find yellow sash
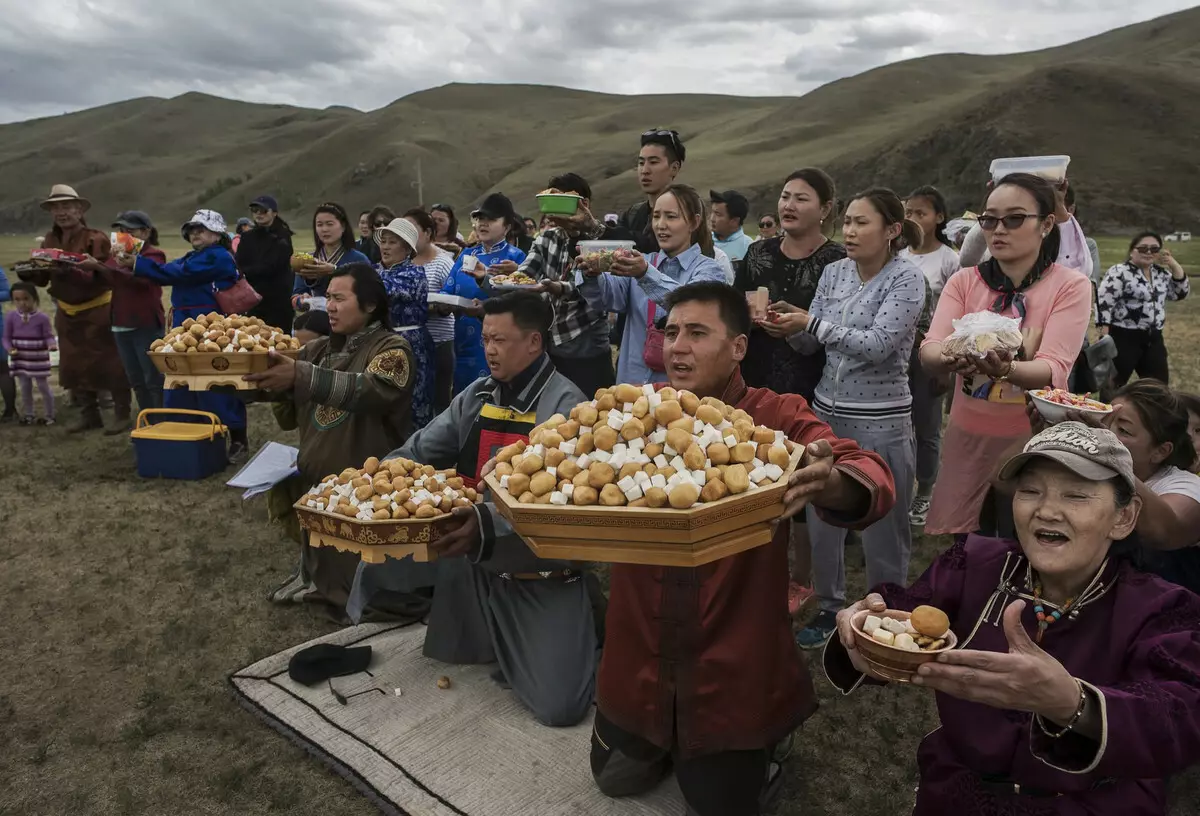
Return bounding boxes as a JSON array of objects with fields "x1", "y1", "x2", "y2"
[{"x1": 55, "y1": 292, "x2": 113, "y2": 317}]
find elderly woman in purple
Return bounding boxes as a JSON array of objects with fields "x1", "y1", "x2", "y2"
[{"x1": 825, "y1": 422, "x2": 1200, "y2": 815}]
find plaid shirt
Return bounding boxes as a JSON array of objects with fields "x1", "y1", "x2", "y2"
[{"x1": 518, "y1": 226, "x2": 609, "y2": 351}]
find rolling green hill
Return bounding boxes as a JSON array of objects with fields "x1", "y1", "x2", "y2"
[{"x1": 1, "y1": 7, "x2": 1197, "y2": 236}]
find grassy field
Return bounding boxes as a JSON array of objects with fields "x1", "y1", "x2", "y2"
[{"x1": 0, "y1": 234, "x2": 1198, "y2": 815}]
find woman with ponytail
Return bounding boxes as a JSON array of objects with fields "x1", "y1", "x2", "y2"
[
  {"x1": 769, "y1": 187, "x2": 926, "y2": 649},
  {"x1": 900, "y1": 185, "x2": 962, "y2": 527},
  {"x1": 918, "y1": 173, "x2": 1092, "y2": 538}
]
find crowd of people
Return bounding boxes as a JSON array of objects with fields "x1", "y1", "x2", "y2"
[{"x1": 4, "y1": 125, "x2": 1200, "y2": 816}]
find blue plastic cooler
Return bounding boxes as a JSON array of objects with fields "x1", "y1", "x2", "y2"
[{"x1": 131, "y1": 409, "x2": 229, "y2": 480}]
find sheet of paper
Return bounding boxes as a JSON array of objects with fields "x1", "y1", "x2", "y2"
[{"x1": 227, "y1": 441, "x2": 300, "y2": 498}]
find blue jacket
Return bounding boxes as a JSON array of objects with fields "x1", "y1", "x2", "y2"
[
  {"x1": 292, "y1": 248, "x2": 372, "y2": 304},
  {"x1": 0, "y1": 267, "x2": 10, "y2": 303},
  {"x1": 133, "y1": 245, "x2": 241, "y2": 325}
]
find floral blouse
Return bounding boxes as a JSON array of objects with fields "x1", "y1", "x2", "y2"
[{"x1": 1097, "y1": 261, "x2": 1189, "y2": 331}]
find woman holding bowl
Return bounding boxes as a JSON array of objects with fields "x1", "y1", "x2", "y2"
[
  {"x1": 1096, "y1": 232, "x2": 1189, "y2": 386},
  {"x1": 918, "y1": 173, "x2": 1092, "y2": 539},
  {"x1": 375, "y1": 218, "x2": 436, "y2": 430},
  {"x1": 826, "y1": 422, "x2": 1200, "y2": 815},
  {"x1": 292, "y1": 202, "x2": 372, "y2": 312}
]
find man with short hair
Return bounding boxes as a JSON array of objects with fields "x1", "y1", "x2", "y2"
[
  {"x1": 620, "y1": 128, "x2": 686, "y2": 254},
  {"x1": 710, "y1": 189, "x2": 753, "y2": 263},
  {"x1": 350, "y1": 292, "x2": 599, "y2": 727},
  {"x1": 590, "y1": 282, "x2": 896, "y2": 816},
  {"x1": 490, "y1": 172, "x2": 634, "y2": 396}
]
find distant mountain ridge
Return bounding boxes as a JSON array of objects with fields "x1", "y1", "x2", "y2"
[{"x1": 1, "y1": 8, "x2": 1197, "y2": 234}]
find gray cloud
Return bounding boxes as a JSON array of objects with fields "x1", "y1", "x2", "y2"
[{"x1": 0, "y1": 0, "x2": 1193, "y2": 122}]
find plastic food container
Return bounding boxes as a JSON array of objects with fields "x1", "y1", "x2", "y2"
[
  {"x1": 989, "y1": 155, "x2": 1071, "y2": 184},
  {"x1": 577, "y1": 240, "x2": 636, "y2": 255},
  {"x1": 131, "y1": 409, "x2": 228, "y2": 479},
  {"x1": 536, "y1": 193, "x2": 582, "y2": 216}
]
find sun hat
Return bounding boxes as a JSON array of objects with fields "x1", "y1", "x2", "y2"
[
  {"x1": 112, "y1": 210, "x2": 153, "y2": 231},
  {"x1": 374, "y1": 217, "x2": 419, "y2": 251},
  {"x1": 287, "y1": 643, "x2": 372, "y2": 686},
  {"x1": 41, "y1": 184, "x2": 90, "y2": 212},
  {"x1": 997, "y1": 421, "x2": 1136, "y2": 492},
  {"x1": 180, "y1": 209, "x2": 228, "y2": 240}
]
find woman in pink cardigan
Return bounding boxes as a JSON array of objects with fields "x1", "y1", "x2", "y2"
[{"x1": 919, "y1": 173, "x2": 1091, "y2": 536}]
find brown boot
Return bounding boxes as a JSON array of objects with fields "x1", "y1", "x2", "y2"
[
  {"x1": 68, "y1": 391, "x2": 103, "y2": 433},
  {"x1": 104, "y1": 413, "x2": 132, "y2": 436}
]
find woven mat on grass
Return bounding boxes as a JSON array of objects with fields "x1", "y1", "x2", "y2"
[{"x1": 230, "y1": 622, "x2": 683, "y2": 816}]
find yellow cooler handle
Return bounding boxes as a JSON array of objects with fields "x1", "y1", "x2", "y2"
[{"x1": 135, "y1": 409, "x2": 224, "y2": 440}]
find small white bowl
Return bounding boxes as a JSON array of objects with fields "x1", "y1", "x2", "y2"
[{"x1": 1028, "y1": 389, "x2": 1113, "y2": 424}]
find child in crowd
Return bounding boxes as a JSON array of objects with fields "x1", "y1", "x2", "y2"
[
  {"x1": 292, "y1": 309, "x2": 331, "y2": 347},
  {"x1": 1182, "y1": 392, "x2": 1200, "y2": 474},
  {"x1": 2, "y1": 282, "x2": 57, "y2": 425}
]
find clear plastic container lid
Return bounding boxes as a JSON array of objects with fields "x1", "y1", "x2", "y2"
[
  {"x1": 989, "y1": 155, "x2": 1071, "y2": 183},
  {"x1": 577, "y1": 240, "x2": 636, "y2": 254}
]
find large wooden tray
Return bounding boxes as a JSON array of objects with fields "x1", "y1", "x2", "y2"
[
  {"x1": 523, "y1": 524, "x2": 776, "y2": 567},
  {"x1": 294, "y1": 501, "x2": 454, "y2": 564},
  {"x1": 484, "y1": 444, "x2": 802, "y2": 553},
  {"x1": 153, "y1": 349, "x2": 299, "y2": 390}
]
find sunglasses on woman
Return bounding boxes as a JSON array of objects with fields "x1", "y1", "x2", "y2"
[
  {"x1": 1135, "y1": 245, "x2": 1162, "y2": 255},
  {"x1": 978, "y1": 213, "x2": 1040, "y2": 231},
  {"x1": 759, "y1": 221, "x2": 774, "y2": 229}
]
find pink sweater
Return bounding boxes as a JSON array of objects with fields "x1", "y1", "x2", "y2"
[{"x1": 923, "y1": 263, "x2": 1092, "y2": 438}]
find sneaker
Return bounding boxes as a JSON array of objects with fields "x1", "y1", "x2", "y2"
[
  {"x1": 227, "y1": 441, "x2": 249, "y2": 465},
  {"x1": 909, "y1": 495, "x2": 931, "y2": 527},
  {"x1": 37, "y1": 417, "x2": 56, "y2": 427},
  {"x1": 787, "y1": 581, "x2": 816, "y2": 617},
  {"x1": 796, "y1": 610, "x2": 837, "y2": 650}
]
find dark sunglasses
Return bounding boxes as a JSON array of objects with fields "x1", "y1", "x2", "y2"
[
  {"x1": 249, "y1": 206, "x2": 267, "y2": 214},
  {"x1": 978, "y1": 213, "x2": 1040, "y2": 231},
  {"x1": 758, "y1": 221, "x2": 775, "y2": 229},
  {"x1": 327, "y1": 676, "x2": 383, "y2": 705},
  {"x1": 1135, "y1": 245, "x2": 1162, "y2": 254},
  {"x1": 642, "y1": 127, "x2": 683, "y2": 152},
  {"x1": 373, "y1": 221, "x2": 388, "y2": 228}
]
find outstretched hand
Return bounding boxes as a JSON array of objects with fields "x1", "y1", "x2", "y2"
[
  {"x1": 242, "y1": 348, "x2": 297, "y2": 391},
  {"x1": 780, "y1": 439, "x2": 835, "y2": 520}
]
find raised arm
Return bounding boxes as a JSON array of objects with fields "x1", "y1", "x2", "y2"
[
  {"x1": 802, "y1": 267, "x2": 925, "y2": 364},
  {"x1": 134, "y1": 250, "x2": 236, "y2": 286}
]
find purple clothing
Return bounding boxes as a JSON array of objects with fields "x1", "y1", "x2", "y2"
[
  {"x1": 3, "y1": 310, "x2": 56, "y2": 379},
  {"x1": 825, "y1": 535, "x2": 1200, "y2": 815}
]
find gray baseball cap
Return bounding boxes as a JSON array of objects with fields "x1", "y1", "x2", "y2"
[{"x1": 997, "y1": 422, "x2": 1135, "y2": 492}]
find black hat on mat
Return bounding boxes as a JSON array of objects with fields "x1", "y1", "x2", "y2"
[{"x1": 287, "y1": 644, "x2": 373, "y2": 686}]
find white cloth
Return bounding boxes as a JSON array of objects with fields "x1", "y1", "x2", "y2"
[
  {"x1": 714, "y1": 246, "x2": 736, "y2": 284},
  {"x1": 1146, "y1": 466, "x2": 1200, "y2": 504},
  {"x1": 899, "y1": 244, "x2": 961, "y2": 298}
]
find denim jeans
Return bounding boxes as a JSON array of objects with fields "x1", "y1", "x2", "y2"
[{"x1": 112, "y1": 327, "x2": 164, "y2": 413}]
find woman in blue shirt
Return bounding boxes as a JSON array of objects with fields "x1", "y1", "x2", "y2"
[
  {"x1": 441, "y1": 193, "x2": 526, "y2": 393},
  {"x1": 126, "y1": 209, "x2": 250, "y2": 460},
  {"x1": 292, "y1": 202, "x2": 372, "y2": 313},
  {"x1": 578, "y1": 184, "x2": 725, "y2": 385},
  {"x1": 375, "y1": 218, "x2": 436, "y2": 430}
]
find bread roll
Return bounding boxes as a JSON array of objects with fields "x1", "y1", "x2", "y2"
[
  {"x1": 530, "y1": 471, "x2": 557, "y2": 497},
  {"x1": 354, "y1": 485, "x2": 375, "y2": 501},
  {"x1": 655, "y1": 400, "x2": 683, "y2": 425},
  {"x1": 572, "y1": 471, "x2": 592, "y2": 488},
  {"x1": 644, "y1": 487, "x2": 669, "y2": 508},
  {"x1": 600, "y1": 484, "x2": 626, "y2": 506},
  {"x1": 494, "y1": 462, "x2": 514, "y2": 478},
  {"x1": 632, "y1": 396, "x2": 649, "y2": 418},
  {"x1": 645, "y1": 443, "x2": 664, "y2": 459},
  {"x1": 700, "y1": 478, "x2": 729, "y2": 503},
  {"x1": 679, "y1": 391, "x2": 700, "y2": 416},
  {"x1": 541, "y1": 431, "x2": 564, "y2": 449},
  {"x1": 391, "y1": 506, "x2": 410, "y2": 519},
  {"x1": 577, "y1": 405, "x2": 599, "y2": 426},
  {"x1": 572, "y1": 486, "x2": 598, "y2": 506},
  {"x1": 731, "y1": 443, "x2": 757, "y2": 464},
  {"x1": 911, "y1": 606, "x2": 950, "y2": 638},
  {"x1": 752, "y1": 427, "x2": 775, "y2": 445},
  {"x1": 588, "y1": 462, "x2": 616, "y2": 488},
  {"x1": 658, "y1": 387, "x2": 678, "y2": 402},
  {"x1": 768, "y1": 446, "x2": 791, "y2": 468},
  {"x1": 557, "y1": 420, "x2": 580, "y2": 440},
  {"x1": 615, "y1": 384, "x2": 642, "y2": 404},
  {"x1": 667, "y1": 417, "x2": 694, "y2": 433},
  {"x1": 621, "y1": 418, "x2": 646, "y2": 441},
  {"x1": 725, "y1": 464, "x2": 750, "y2": 494},
  {"x1": 695, "y1": 404, "x2": 723, "y2": 426},
  {"x1": 518, "y1": 491, "x2": 536, "y2": 504},
  {"x1": 516, "y1": 454, "x2": 544, "y2": 475},
  {"x1": 732, "y1": 421, "x2": 754, "y2": 443},
  {"x1": 669, "y1": 482, "x2": 700, "y2": 509},
  {"x1": 363, "y1": 456, "x2": 380, "y2": 475},
  {"x1": 507, "y1": 473, "x2": 531, "y2": 496},
  {"x1": 641, "y1": 414, "x2": 658, "y2": 434},
  {"x1": 683, "y1": 444, "x2": 706, "y2": 471},
  {"x1": 707, "y1": 442, "x2": 730, "y2": 465},
  {"x1": 756, "y1": 443, "x2": 772, "y2": 463},
  {"x1": 557, "y1": 460, "x2": 581, "y2": 481},
  {"x1": 594, "y1": 426, "x2": 619, "y2": 452},
  {"x1": 665, "y1": 428, "x2": 693, "y2": 455},
  {"x1": 415, "y1": 505, "x2": 438, "y2": 519},
  {"x1": 618, "y1": 463, "x2": 642, "y2": 481},
  {"x1": 597, "y1": 393, "x2": 616, "y2": 411},
  {"x1": 544, "y1": 448, "x2": 567, "y2": 468},
  {"x1": 576, "y1": 432, "x2": 595, "y2": 455}
]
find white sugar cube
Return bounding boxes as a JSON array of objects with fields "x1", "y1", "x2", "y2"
[
  {"x1": 694, "y1": 437, "x2": 710, "y2": 453},
  {"x1": 648, "y1": 392, "x2": 662, "y2": 410},
  {"x1": 559, "y1": 440, "x2": 576, "y2": 456},
  {"x1": 881, "y1": 617, "x2": 908, "y2": 635},
  {"x1": 872, "y1": 629, "x2": 895, "y2": 646},
  {"x1": 613, "y1": 442, "x2": 627, "y2": 456},
  {"x1": 623, "y1": 485, "x2": 644, "y2": 503},
  {"x1": 894, "y1": 633, "x2": 918, "y2": 652},
  {"x1": 693, "y1": 419, "x2": 704, "y2": 434},
  {"x1": 863, "y1": 615, "x2": 883, "y2": 636},
  {"x1": 654, "y1": 454, "x2": 669, "y2": 469},
  {"x1": 550, "y1": 491, "x2": 568, "y2": 506},
  {"x1": 650, "y1": 428, "x2": 667, "y2": 445},
  {"x1": 609, "y1": 452, "x2": 627, "y2": 470},
  {"x1": 563, "y1": 483, "x2": 574, "y2": 496},
  {"x1": 500, "y1": 475, "x2": 511, "y2": 488},
  {"x1": 663, "y1": 444, "x2": 677, "y2": 457},
  {"x1": 546, "y1": 466, "x2": 557, "y2": 477},
  {"x1": 607, "y1": 411, "x2": 625, "y2": 430},
  {"x1": 651, "y1": 474, "x2": 667, "y2": 488},
  {"x1": 431, "y1": 495, "x2": 442, "y2": 507},
  {"x1": 634, "y1": 471, "x2": 652, "y2": 486},
  {"x1": 666, "y1": 473, "x2": 682, "y2": 489},
  {"x1": 642, "y1": 383, "x2": 656, "y2": 397},
  {"x1": 774, "y1": 430, "x2": 786, "y2": 445},
  {"x1": 633, "y1": 453, "x2": 651, "y2": 465},
  {"x1": 617, "y1": 476, "x2": 637, "y2": 493},
  {"x1": 747, "y1": 481, "x2": 759, "y2": 490},
  {"x1": 670, "y1": 455, "x2": 687, "y2": 474},
  {"x1": 905, "y1": 620, "x2": 918, "y2": 635},
  {"x1": 592, "y1": 450, "x2": 612, "y2": 463},
  {"x1": 748, "y1": 467, "x2": 767, "y2": 483},
  {"x1": 691, "y1": 470, "x2": 707, "y2": 486},
  {"x1": 531, "y1": 443, "x2": 545, "y2": 457},
  {"x1": 719, "y1": 420, "x2": 733, "y2": 431},
  {"x1": 435, "y1": 473, "x2": 447, "y2": 483},
  {"x1": 764, "y1": 464, "x2": 784, "y2": 482},
  {"x1": 752, "y1": 458, "x2": 764, "y2": 471},
  {"x1": 576, "y1": 454, "x2": 592, "y2": 470},
  {"x1": 620, "y1": 402, "x2": 632, "y2": 412},
  {"x1": 723, "y1": 434, "x2": 738, "y2": 448},
  {"x1": 628, "y1": 437, "x2": 645, "y2": 452}
]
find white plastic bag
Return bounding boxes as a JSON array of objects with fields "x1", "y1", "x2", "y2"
[{"x1": 941, "y1": 311, "x2": 1023, "y2": 358}]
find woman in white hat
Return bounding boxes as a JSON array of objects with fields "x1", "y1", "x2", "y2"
[
  {"x1": 121, "y1": 209, "x2": 251, "y2": 461},
  {"x1": 19, "y1": 184, "x2": 132, "y2": 433},
  {"x1": 375, "y1": 218, "x2": 436, "y2": 430}
]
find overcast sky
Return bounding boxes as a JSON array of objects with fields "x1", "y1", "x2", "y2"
[{"x1": 0, "y1": 0, "x2": 1192, "y2": 124}]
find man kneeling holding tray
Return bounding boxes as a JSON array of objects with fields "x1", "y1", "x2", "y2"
[
  {"x1": 347, "y1": 291, "x2": 598, "y2": 727},
  {"x1": 590, "y1": 282, "x2": 896, "y2": 816}
]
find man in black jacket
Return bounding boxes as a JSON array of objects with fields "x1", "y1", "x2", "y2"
[{"x1": 236, "y1": 194, "x2": 295, "y2": 330}]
